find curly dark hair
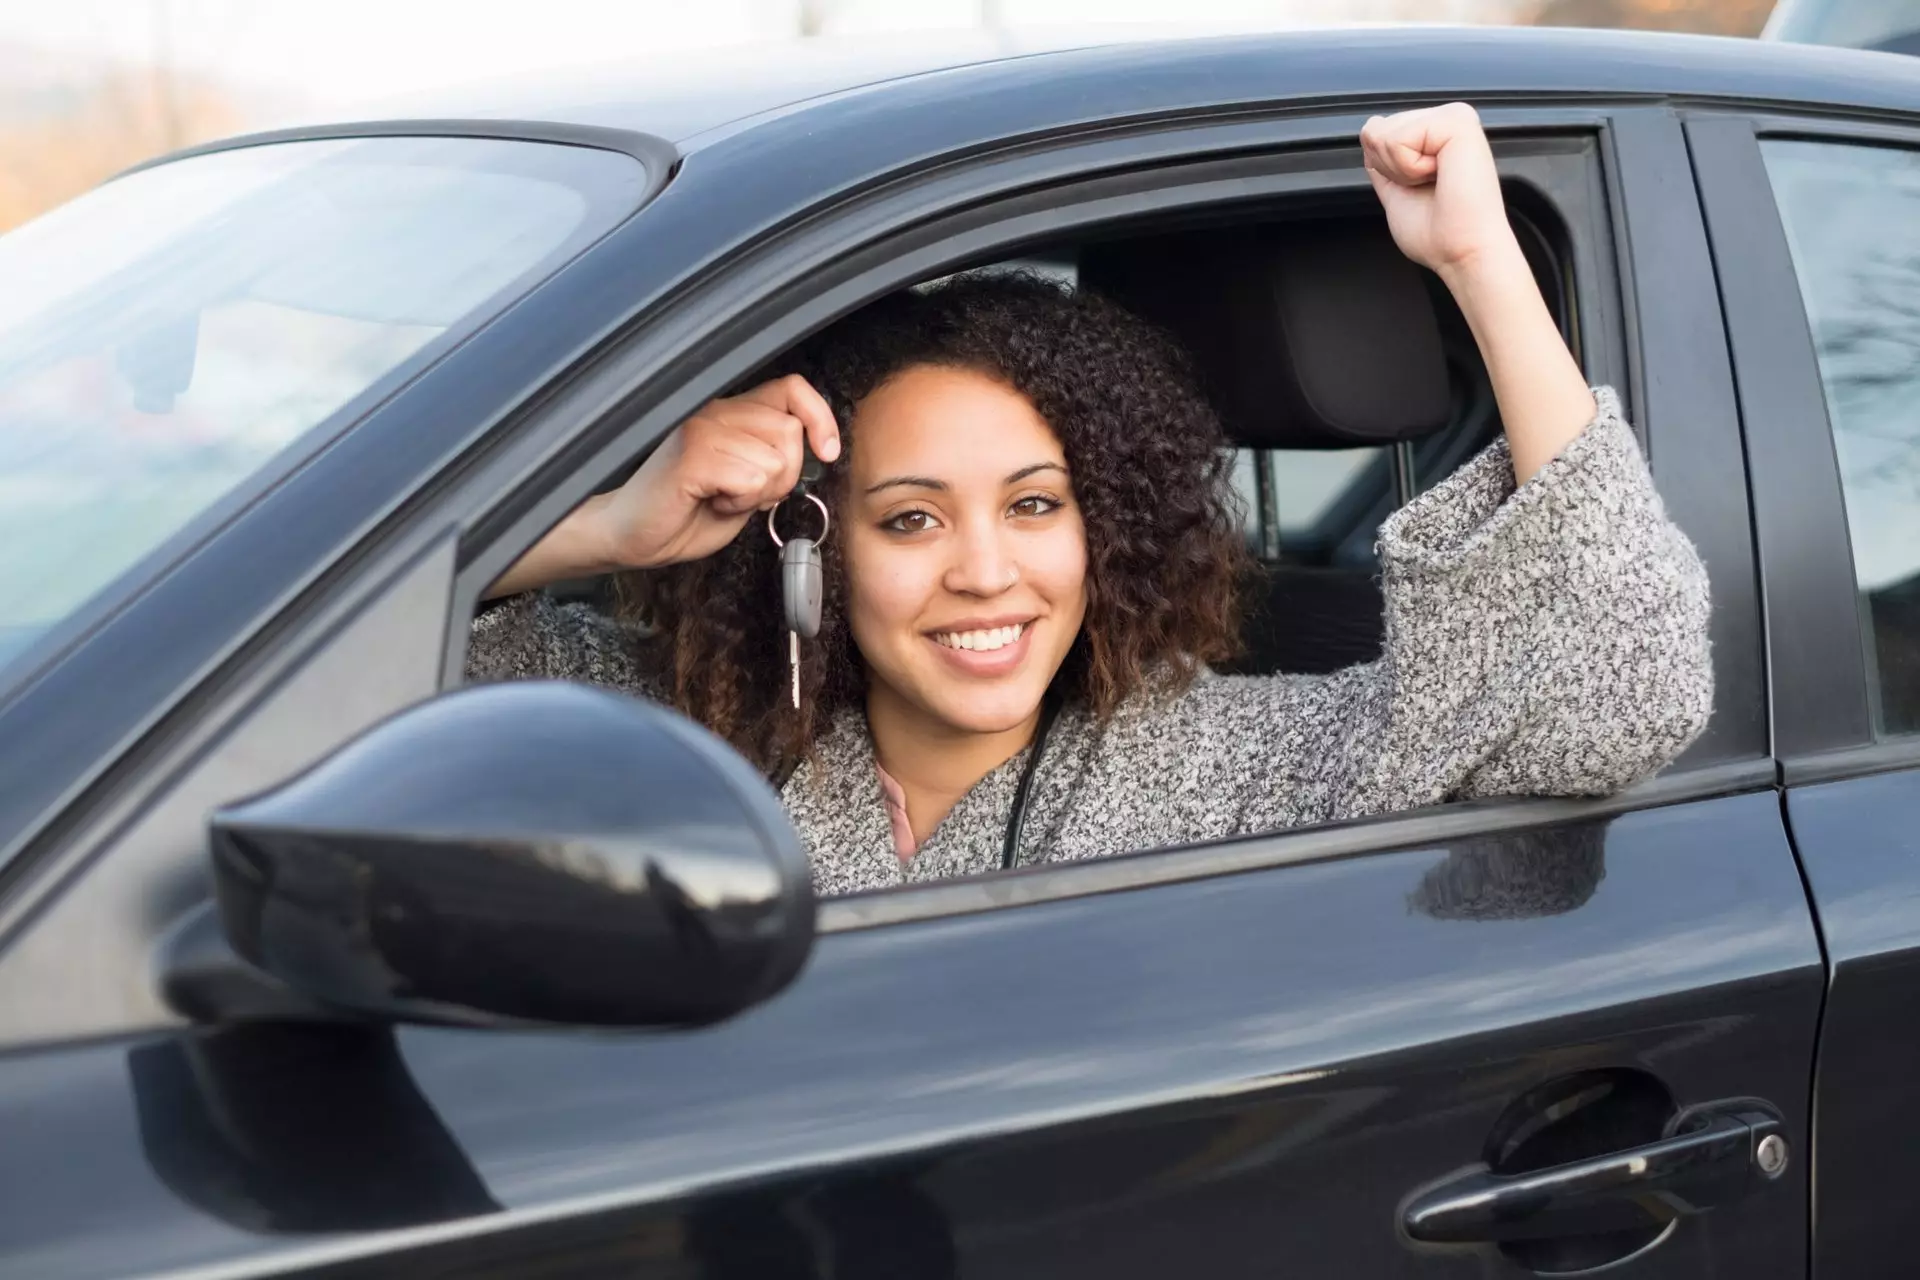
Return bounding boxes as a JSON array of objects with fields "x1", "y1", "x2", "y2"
[{"x1": 618, "y1": 271, "x2": 1251, "y2": 772}]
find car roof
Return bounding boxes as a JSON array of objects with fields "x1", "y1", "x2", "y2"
[{"x1": 284, "y1": 24, "x2": 1920, "y2": 148}]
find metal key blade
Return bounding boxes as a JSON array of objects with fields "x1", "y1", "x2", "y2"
[{"x1": 790, "y1": 630, "x2": 800, "y2": 709}]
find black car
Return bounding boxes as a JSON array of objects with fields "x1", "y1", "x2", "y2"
[{"x1": 3, "y1": 24, "x2": 1919, "y2": 1279}]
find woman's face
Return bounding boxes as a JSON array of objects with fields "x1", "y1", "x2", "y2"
[{"x1": 841, "y1": 364, "x2": 1088, "y2": 738}]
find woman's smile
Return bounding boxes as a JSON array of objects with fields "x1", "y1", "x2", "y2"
[
  {"x1": 931, "y1": 618, "x2": 1028, "y2": 651},
  {"x1": 927, "y1": 617, "x2": 1036, "y2": 675}
]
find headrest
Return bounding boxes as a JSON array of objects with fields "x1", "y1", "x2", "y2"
[{"x1": 1081, "y1": 219, "x2": 1451, "y2": 449}]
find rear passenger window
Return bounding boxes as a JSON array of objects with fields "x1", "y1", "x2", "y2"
[
  {"x1": 1765, "y1": 140, "x2": 1920, "y2": 734},
  {"x1": 1229, "y1": 446, "x2": 1387, "y2": 565}
]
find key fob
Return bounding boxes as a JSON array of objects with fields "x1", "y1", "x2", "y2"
[
  {"x1": 782, "y1": 537, "x2": 823, "y2": 639},
  {"x1": 798, "y1": 439, "x2": 826, "y2": 488}
]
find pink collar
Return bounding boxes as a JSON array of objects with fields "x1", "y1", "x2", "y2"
[{"x1": 873, "y1": 761, "x2": 919, "y2": 863}]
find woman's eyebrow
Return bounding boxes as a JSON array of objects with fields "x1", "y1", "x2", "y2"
[
  {"x1": 863, "y1": 462, "x2": 1067, "y2": 496},
  {"x1": 863, "y1": 475, "x2": 947, "y2": 495}
]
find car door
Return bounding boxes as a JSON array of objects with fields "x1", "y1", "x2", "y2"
[
  {"x1": 1692, "y1": 107, "x2": 1920, "y2": 1279},
  {"x1": 0, "y1": 85, "x2": 1814, "y2": 1280}
]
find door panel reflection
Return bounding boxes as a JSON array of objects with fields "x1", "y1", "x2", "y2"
[{"x1": 1409, "y1": 823, "x2": 1606, "y2": 921}]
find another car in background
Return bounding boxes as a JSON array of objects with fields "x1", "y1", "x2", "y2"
[{"x1": 1764, "y1": 0, "x2": 1920, "y2": 52}]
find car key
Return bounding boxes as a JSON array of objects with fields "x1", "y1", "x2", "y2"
[
  {"x1": 770, "y1": 456, "x2": 830, "y2": 708},
  {"x1": 782, "y1": 533, "x2": 824, "y2": 707}
]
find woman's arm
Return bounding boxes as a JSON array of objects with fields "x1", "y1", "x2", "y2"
[
  {"x1": 1200, "y1": 385, "x2": 1712, "y2": 836},
  {"x1": 1361, "y1": 102, "x2": 1596, "y2": 484},
  {"x1": 1197, "y1": 108, "x2": 1713, "y2": 826},
  {"x1": 469, "y1": 375, "x2": 842, "y2": 698},
  {"x1": 484, "y1": 374, "x2": 842, "y2": 599}
]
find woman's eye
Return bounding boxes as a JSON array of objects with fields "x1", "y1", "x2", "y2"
[
  {"x1": 884, "y1": 510, "x2": 935, "y2": 533},
  {"x1": 1011, "y1": 495, "x2": 1062, "y2": 518}
]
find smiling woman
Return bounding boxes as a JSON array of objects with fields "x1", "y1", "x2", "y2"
[{"x1": 468, "y1": 104, "x2": 1715, "y2": 894}]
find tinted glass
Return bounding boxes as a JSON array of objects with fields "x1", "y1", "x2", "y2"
[
  {"x1": 0, "y1": 135, "x2": 645, "y2": 684},
  {"x1": 1229, "y1": 447, "x2": 1388, "y2": 566},
  {"x1": 1764, "y1": 139, "x2": 1920, "y2": 734}
]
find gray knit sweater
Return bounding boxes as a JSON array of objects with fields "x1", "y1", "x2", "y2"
[{"x1": 467, "y1": 389, "x2": 1713, "y2": 896}]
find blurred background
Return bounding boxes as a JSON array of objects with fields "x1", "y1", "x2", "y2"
[{"x1": 0, "y1": 0, "x2": 1793, "y2": 235}]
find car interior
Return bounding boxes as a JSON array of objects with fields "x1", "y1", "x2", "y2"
[{"x1": 532, "y1": 192, "x2": 1572, "y2": 682}]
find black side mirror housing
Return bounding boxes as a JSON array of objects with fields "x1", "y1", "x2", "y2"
[{"x1": 201, "y1": 681, "x2": 814, "y2": 1029}]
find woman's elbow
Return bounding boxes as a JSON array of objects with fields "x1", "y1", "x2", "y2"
[
  {"x1": 1580, "y1": 593, "x2": 1716, "y2": 792},
  {"x1": 1606, "y1": 664, "x2": 1714, "y2": 790}
]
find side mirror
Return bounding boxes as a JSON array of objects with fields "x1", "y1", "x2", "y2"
[{"x1": 192, "y1": 681, "x2": 814, "y2": 1029}]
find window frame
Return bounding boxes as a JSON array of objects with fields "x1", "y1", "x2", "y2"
[
  {"x1": 1690, "y1": 107, "x2": 1920, "y2": 784},
  {"x1": 451, "y1": 103, "x2": 1766, "y2": 933},
  {"x1": 0, "y1": 537, "x2": 459, "y2": 1049}
]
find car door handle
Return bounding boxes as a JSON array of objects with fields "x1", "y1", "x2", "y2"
[{"x1": 1401, "y1": 1105, "x2": 1788, "y2": 1245}]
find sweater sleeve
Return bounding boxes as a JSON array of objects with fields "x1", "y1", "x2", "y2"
[
  {"x1": 463, "y1": 590, "x2": 665, "y2": 700},
  {"x1": 1317, "y1": 386, "x2": 1714, "y2": 818},
  {"x1": 1168, "y1": 384, "x2": 1715, "y2": 834}
]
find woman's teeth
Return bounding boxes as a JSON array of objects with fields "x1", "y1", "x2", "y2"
[{"x1": 934, "y1": 622, "x2": 1026, "y2": 652}]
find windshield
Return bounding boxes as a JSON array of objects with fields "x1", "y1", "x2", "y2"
[{"x1": 0, "y1": 135, "x2": 645, "y2": 683}]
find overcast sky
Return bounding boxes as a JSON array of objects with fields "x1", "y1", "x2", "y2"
[{"x1": 0, "y1": 0, "x2": 1500, "y2": 110}]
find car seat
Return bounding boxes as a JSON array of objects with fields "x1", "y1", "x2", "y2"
[{"x1": 1081, "y1": 217, "x2": 1456, "y2": 675}]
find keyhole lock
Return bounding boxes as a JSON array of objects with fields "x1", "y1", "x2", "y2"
[{"x1": 1755, "y1": 1133, "x2": 1789, "y2": 1180}]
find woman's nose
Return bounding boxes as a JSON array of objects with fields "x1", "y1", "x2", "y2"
[{"x1": 943, "y1": 524, "x2": 1019, "y2": 597}]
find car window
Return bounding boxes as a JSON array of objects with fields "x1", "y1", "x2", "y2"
[
  {"x1": 0, "y1": 135, "x2": 646, "y2": 689},
  {"x1": 1229, "y1": 445, "x2": 1389, "y2": 565},
  {"x1": 1764, "y1": 139, "x2": 1920, "y2": 736}
]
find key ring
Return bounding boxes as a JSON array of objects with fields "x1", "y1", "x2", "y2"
[{"x1": 767, "y1": 492, "x2": 831, "y2": 548}]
